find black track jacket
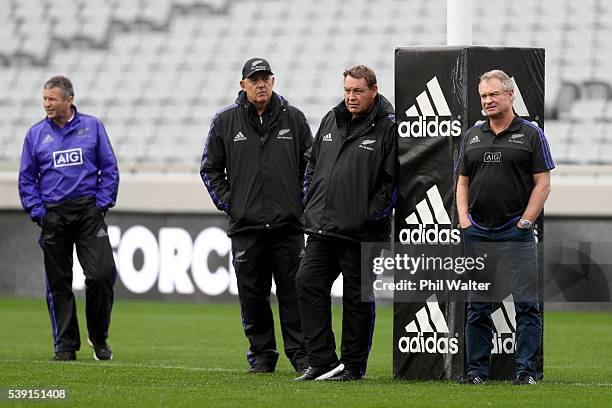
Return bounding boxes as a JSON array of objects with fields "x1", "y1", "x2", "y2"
[
  {"x1": 303, "y1": 94, "x2": 398, "y2": 242},
  {"x1": 201, "y1": 91, "x2": 312, "y2": 236}
]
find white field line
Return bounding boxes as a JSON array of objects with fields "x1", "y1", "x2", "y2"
[{"x1": 0, "y1": 359, "x2": 242, "y2": 372}]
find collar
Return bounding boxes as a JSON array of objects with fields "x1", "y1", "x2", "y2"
[
  {"x1": 248, "y1": 91, "x2": 280, "y2": 117},
  {"x1": 335, "y1": 94, "x2": 381, "y2": 122},
  {"x1": 46, "y1": 105, "x2": 79, "y2": 128},
  {"x1": 480, "y1": 115, "x2": 522, "y2": 135}
]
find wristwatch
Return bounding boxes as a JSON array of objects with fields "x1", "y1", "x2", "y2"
[{"x1": 519, "y1": 219, "x2": 533, "y2": 230}]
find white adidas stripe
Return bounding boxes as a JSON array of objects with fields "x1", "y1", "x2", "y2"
[
  {"x1": 405, "y1": 76, "x2": 452, "y2": 118},
  {"x1": 405, "y1": 294, "x2": 449, "y2": 333},
  {"x1": 415, "y1": 307, "x2": 434, "y2": 332},
  {"x1": 405, "y1": 105, "x2": 419, "y2": 117},
  {"x1": 415, "y1": 200, "x2": 435, "y2": 224},
  {"x1": 491, "y1": 308, "x2": 513, "y2": 334},
  {"x1": 405, "y1": 212, "x2": 419, "y2": 225},
  {"x1": 511, "y1": 77, "x2": 529, "y2": 117},
  {"x1": 427, "y1": 77, "x2": 451, "y2": 116},
  {"x1": 426, "y1": 297, "x2": 450, "y2": 333},
  {"x1": 503, "y1": 295, "x2": 516, "y2": 326},
  {"x1": 426, "y1": 185, "x2": 451, "y2": 224},
  {"x1": 491, "y1": 295, "x2": 517, "y2": 334},
  {"x1": 405, "y1": 321, "x2": 418, "y2": 332},
  {"x1": 416, "y1": 91, "x2": 435, "y2": 116},
  {"x1": 405, "y1": 185, "x2": 451, "y2": 225}
]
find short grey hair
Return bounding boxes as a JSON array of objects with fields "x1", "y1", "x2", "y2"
[
  {"x1": 44, "y1": 75, "x2": 74, "y2": 98},
  {"x1": 479, "y1": 69, "x2": 513, "y2": 93}
]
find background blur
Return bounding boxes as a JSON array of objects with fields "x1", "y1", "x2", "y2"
[{"x1": 0, "y1": 0, "x2": 610, "y2": 302}]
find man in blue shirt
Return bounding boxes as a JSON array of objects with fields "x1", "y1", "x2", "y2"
[{"x1": 19, "y1": 75, "x2": 119, "y2": 361}]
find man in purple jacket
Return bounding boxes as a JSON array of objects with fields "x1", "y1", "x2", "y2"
[{"x1": 18, "y1": 75, "x2": 119, "y2": 361}]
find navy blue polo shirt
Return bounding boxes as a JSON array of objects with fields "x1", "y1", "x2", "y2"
[{"x1": 459, "y1": 116, "x2": 555, "y2": 229}]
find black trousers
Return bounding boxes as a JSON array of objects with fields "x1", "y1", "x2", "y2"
[
  {"x1": 231, "y1": 228, "x2": 308, "y2": 370},
  {"x1": 296, "y1": 235, "x2": 376, "y2": 376},
  {"x1": 39, "y1": 196, "x2": 116, "y2": 353}
]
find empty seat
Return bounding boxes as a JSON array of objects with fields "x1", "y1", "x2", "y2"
[
  {"x1": 568, "y1": 99, "x2": 607, "y2": 122},
  {"x1": 0, "y1": 0, "x2": 611, "y2": 172}
]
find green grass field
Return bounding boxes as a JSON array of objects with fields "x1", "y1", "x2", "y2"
[{"x1": 0, "y1": 298, "x2": 610, "y2": 407}]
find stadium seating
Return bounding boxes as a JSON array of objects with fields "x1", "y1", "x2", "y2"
[{"x1": 1, "y1": 0, "x2": 612, "y2": 172}]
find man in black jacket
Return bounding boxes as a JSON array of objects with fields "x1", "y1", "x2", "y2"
[
  {"x1": 200, "y1": 58, "x2": 311, "y2": 373},
  {"x1": 295, "y1": 65, "x2": 398, "y2": 381}
]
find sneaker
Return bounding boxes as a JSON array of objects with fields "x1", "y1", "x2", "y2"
[
  {"x1": 88, "y1": 338, "x2": 112, "y2": 361},
  {"x1": 513, "y1": 374, "x2": 537, "y2": 385},
  {"x1": 326, "y1": 368, "x2": 362, "y2": 382},
  {"x1": 457, "y1": 374, "x2": 486, "y2": 384},
  {"x1": 294, "y1": 363, "x2": 345, "y2": 381},
  {"x1": 295, "y1": 362, "x2": 309, "y2": 375},
  {"x1": 249, "y1": 364, "x2": 275, "y2": 373},
  {"x1": 51, "y1": 351, "x2": 76, "y2": 361}
]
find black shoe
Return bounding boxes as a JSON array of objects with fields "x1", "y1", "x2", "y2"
[
  {"x1": 51, "y1": 351, "x2": 76, "y2": 361},
  {"x1": 88, "y1": 338, "x2": 112, "y2": 361},
  {"x1": 326, "y1": 369, "x2": 362, "y2": 382},
  {"x1": 249, "y1": 364, "x2": 275, "y2": 373},
  {"x1": 295, "y1": 362, "x2": 309, "y2": 375},
  {"x1": 457, "y1": 374, "x2": 486, "y2": 384},
  {"x1": 294, "y1": 363, "x2": 344, "y2": 381},
  {"x1": 513, "y1": 374, "x2": 537, "y2": 385}
]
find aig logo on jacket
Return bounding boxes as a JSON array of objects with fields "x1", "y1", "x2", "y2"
[
  {"x1": 359, "y1": 139, "x2": 376, "y2": 151},
  {"x1": 53, "y1": 148, "x2": 83, "y2": 168}
]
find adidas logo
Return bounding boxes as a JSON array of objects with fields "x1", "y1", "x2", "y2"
[
  {"x1": 398, "y1": 185, "x2": 461, "y2": 245},
  {"x1": 359, "y1": 139, "x2": 375, "y2": 151},
  {"x1": 42, "y1": 134, "x2": 54, "y2": 144},
  {"x1": 322, "y1": 133, "x2": 332, "y2": 142},
  {"x1": 398, "y1": 76, "x2": 462, "y2": 138},
  {"x1": 233, "y1": 131, "x2": 247, "y2": 142},
  {"x1": 511, "y1": 78, "x2": 529, "y2": 116},
  {"x1": 469, "y1": 135, "x2": 480, "y2": 144},
  {"x1": 96, "y1": 228, "x2": 108, "y2": 238},
  {"x1": 397, "y1": 294, "x2": 459, "y2": 354},
  {"x1": 491, "y1": 295, "x2": 516, "y2": 354}
]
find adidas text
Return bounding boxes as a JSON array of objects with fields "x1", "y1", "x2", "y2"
[
  {"x1": 398, "y1": 332, "x2": 459, "y2": 354},
  {"x1": 399, "y1": 225, "x2": 461, "y2": 245},
  {"x1": 398, "y1": 116, "x2": 462, "y2": 138},
  {"x1": 492, "y1": 333, "x2": 516, "y2": 354}
]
